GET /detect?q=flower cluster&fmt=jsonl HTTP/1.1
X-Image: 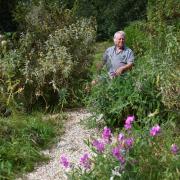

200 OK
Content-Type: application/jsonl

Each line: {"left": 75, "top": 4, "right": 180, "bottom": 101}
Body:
{"left": 80, "top": 153, "right": 91, "bottom": 169}
{"left": 124, "top": 116, "right": 135, "bottom": 130}
{"left": 92, "top": 139, "right": 105, "bottom": 153}
{"left": 150, "top": 124, "right": 161, "bottom": 136}
{"left": 112, "top": 147, "right": 125, "bottom": 164}
{"left": 102, "top": 127, "right": 112, "bottom": 143}
{"left": 125, "top": 138, "right": 134, "bottom": 149}
{"left": 60, "top": 155, "right": 70, "bottom": 168}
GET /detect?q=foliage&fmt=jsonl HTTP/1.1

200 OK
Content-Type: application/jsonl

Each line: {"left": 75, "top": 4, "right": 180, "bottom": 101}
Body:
{"left": 145, "top": 0, "right": 180, "bottom": 111}
{"left": 86, "top": 0, "right": 179, "bottom": 127}
{"left": 0, "top": 0, "right": 18, "bottom": 32}
{"left": 124, "top": 21, "right": 149, "bottom": 57}
{"left": 14, "top": 0, "right": 75, "bottom": 33}
{"left": 0, "top": 0, "right": 147, "bottom": 40}
{"left": 0, "top": 112, "right": 65, "bottom": 179}
{"left": 0, "top": 1, "right": 96, "bottom": 112}
{"left": 90, "top": 40, "right": 112, "bottom": 74}
{"left": 86, "top": 65, "right": 166, "bottom": 128}
{"left": 72, "top": 0, "right": 147, "bottom": 39}
{"left": 61, "top": 118, "right": 180, "bottom": 179}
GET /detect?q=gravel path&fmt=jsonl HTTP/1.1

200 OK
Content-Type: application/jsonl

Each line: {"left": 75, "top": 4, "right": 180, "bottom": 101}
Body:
{"left": 18, "top": 109, "right": 97, "bottom": 180}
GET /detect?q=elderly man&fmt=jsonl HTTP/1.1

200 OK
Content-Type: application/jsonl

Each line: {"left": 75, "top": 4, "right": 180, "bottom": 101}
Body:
{"left": 92, "top": 31, "right": 134, "bottom": 85}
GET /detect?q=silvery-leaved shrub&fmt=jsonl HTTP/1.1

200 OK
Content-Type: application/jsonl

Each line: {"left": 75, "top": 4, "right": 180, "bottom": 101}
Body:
{"left": 0, "top": 2, "right": 96, "bottom": 112}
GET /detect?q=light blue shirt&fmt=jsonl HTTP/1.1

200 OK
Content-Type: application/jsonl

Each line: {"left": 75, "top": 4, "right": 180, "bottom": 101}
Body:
{"left": 103, "top": 46, "right": 134, "bottom": 76}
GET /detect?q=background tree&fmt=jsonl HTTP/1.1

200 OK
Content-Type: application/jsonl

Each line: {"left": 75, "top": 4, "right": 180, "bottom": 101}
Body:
{"left": 72, "top": 0, "right": 147, "bottom": 39}
{"left": 0, "top": 0, "right": 18, "bottom": 32}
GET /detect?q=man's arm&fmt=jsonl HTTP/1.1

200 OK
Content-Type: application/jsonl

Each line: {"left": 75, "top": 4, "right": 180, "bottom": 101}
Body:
{"left": 115, "top": 63, "right": 133, "bottom": 76}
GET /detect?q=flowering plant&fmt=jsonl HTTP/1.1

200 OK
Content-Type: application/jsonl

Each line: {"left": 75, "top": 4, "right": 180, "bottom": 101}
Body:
{"left": 60, "top": 116, "right": 179, "bottom": 179}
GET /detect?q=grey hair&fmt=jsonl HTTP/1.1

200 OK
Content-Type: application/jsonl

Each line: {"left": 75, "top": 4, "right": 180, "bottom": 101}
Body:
{"left": 113, "top": 31, "right": 126, "bottom": 39}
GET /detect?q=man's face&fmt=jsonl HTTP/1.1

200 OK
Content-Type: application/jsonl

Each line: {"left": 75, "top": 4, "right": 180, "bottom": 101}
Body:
{"left": 114, "top": 34, "right": 125, "bottom": 49}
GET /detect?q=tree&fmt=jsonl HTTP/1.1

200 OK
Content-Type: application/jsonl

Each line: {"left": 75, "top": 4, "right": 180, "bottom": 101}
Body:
{"left": 0, "top": 0, "right": 18, "bottom": 32}
{"left": 72, "top": 0, "right": 147, "bottom": 40}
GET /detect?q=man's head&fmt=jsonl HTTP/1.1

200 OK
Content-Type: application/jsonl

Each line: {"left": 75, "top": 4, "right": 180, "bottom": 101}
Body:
{"left": 113, "top": 31, "right": 125, "bottom": 49}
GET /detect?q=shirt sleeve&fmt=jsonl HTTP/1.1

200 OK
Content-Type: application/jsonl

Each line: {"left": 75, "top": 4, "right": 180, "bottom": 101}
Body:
{"left": 127, "top": 49, "right": 134, "bottom": 64}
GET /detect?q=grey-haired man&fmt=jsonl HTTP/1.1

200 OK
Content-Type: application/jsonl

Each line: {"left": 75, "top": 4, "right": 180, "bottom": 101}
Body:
{"left": 91, "top": 31, "right": 134, "bottom": 85}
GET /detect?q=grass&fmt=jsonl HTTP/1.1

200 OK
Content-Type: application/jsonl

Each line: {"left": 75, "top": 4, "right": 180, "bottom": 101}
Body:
{"left": 0, "top": 111, "right": 66, "bottom": 180}
{"left": 90, "top": 40, "right": 113, "bottom": 74}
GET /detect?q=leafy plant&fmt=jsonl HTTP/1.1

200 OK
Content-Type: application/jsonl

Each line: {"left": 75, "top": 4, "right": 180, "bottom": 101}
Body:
{"left": 61, "top": 117, "right": 180, "bottom": 180}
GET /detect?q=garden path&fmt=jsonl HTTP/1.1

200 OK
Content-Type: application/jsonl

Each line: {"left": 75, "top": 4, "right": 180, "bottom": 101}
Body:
{"left": 18, "top": 109, "right": 97, "bottom": 180}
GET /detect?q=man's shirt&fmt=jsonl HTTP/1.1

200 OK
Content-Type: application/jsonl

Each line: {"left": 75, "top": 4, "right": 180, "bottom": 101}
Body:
{"left": 103, "top": 45, "right": 134, "bottom": 76}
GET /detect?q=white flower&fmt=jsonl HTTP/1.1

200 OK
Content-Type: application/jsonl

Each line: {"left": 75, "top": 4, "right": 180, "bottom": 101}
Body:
{"left": 1, "top": 40, "right": 7, "bottom": 47}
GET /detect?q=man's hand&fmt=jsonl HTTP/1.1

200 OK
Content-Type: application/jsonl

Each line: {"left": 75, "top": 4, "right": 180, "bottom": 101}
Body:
{"left": 115, "top": 67, "right": 124, "bottom": 76}
{"left": 115, "top": 63, "right": 133, "bottom": 76}
{"left": 84, "top": 79, "right": 98, "bottom": 93}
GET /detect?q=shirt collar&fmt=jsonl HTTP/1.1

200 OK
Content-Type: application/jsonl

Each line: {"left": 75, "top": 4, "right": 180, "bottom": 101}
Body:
{"left": 114, "top": 45, "right": 126, "bottom": 53}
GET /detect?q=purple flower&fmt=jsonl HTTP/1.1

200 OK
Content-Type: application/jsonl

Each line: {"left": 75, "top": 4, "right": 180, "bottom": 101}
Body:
{"left": 171, "top": 144, "right": 179, "bottom": 155}
{"left": 60, "top": 155, "right": 69, "bottom": 168}
{"left": 125, "top": 116, "right": 135, "bottom": 125}
{"left": 118, "top": 133, "right": 125, "bottom": 142}
{"left": 92, "top": 139, "right": 105, "bottom": 153}
{"left": 125, "top": 138, "right": 134, "bottom": 149}
{"left": 80, "top": 153, "right": 91, "bottom": 169}
{"left": 124, "top": 123, "right": 132, "bottom": 130}
{"left": 150, "top": 124, "right": 161, "bottom": 136}
{"left": 112, "top": 147, "right": 125, "bottom": 164}
{"left": 102, "top": 127, "right": 112, "bottom": 142}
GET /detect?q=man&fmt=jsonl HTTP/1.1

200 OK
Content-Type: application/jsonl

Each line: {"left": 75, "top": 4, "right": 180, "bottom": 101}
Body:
{"left": 92, "top": 31, "right": 134, "bottom": 85}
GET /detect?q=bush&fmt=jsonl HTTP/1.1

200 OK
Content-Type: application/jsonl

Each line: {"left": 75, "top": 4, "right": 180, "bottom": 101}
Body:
{"left": 86, "top": 61, "right": 166, "bottom": 128}
{"left": 124, "top": 21, "right": 149, "bottom": 57}
{"left": 0, "top": 2, "right": 96, "bottom": 112}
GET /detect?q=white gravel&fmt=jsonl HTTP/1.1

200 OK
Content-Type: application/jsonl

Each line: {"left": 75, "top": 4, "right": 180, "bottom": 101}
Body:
{"left": 18, "top": 109, "right": 97, "bottom": 180}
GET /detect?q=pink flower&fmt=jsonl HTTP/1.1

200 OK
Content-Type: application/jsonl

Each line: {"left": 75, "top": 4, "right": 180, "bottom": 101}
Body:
{"left": 80, "top": 153, "right": 91, "bottom": 169}
{"left": 150, "top": 124, "right": 161, "bottom": 136}
{"left": 125, "top": 116, "right": 135, "bottom": 125}
{"left": 171, "top": 144, "right": 179, "bottom": 155}
{"left": 92, "top": 139, "right": 105, "bottom": 153}
{"left": 124, "top": 123, "right": 132, "bottom": 130}
{"left": 102, "top": 127, "right": 112, "bottom": 142}
{"left": 118, "top": 133, "right": 125, "bottom": 142}
{"left": 125, "top": 138, "right": 134, "bottom": 149}
{"left": 112, "top": 147, "right": 125, "bottom": 164}
{"left": 124, "top": 115, "right": 135, "bottom": 130}
{"left": 60, "top": 155, "right": 70, "bottom": 168}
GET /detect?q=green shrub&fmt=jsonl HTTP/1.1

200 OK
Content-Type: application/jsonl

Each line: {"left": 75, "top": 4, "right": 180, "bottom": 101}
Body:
{"left": 124, "top": 21, "right": 149, "bottom": 57}
{"left": 86, "top": 59, "right": 166, "bottom": 128}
